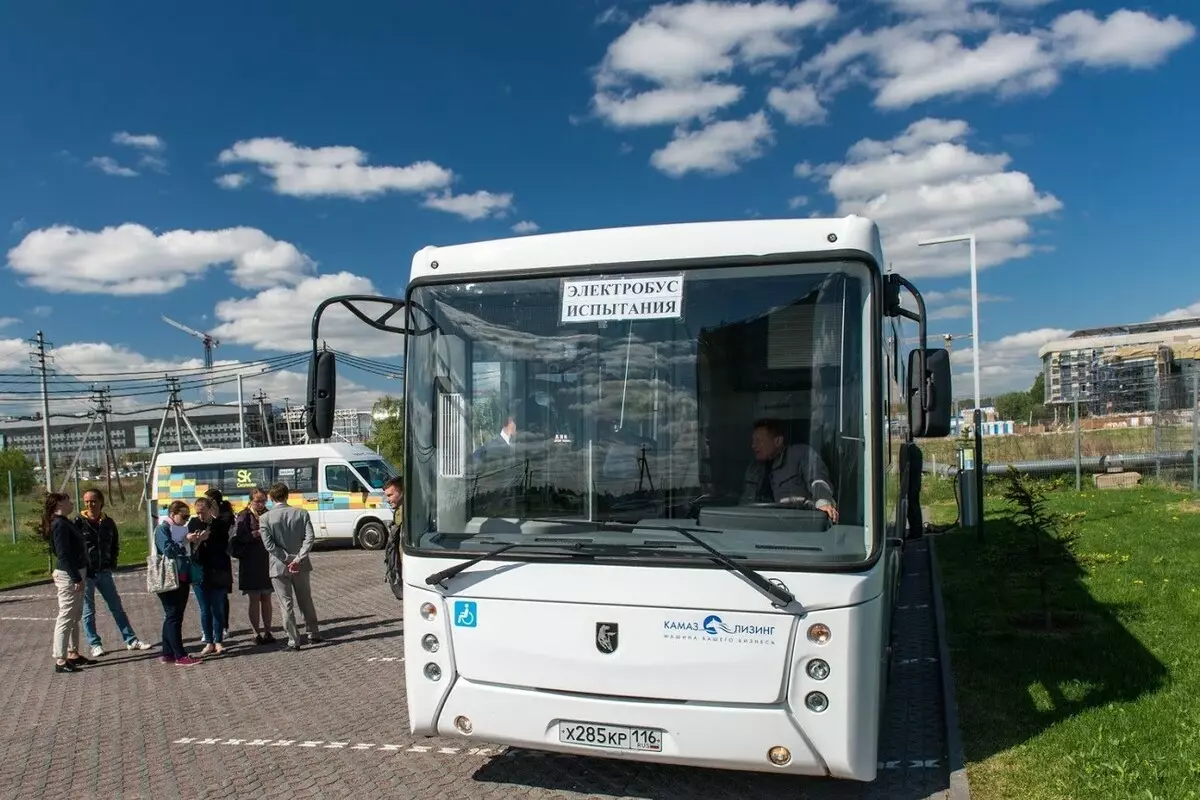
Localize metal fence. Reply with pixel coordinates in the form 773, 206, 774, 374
964, 372, 1199, 491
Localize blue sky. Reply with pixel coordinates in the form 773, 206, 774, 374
1, 0, 1196, 414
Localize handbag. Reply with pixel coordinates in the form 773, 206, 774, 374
187, 558, 204, 586
146, 552, 180, 594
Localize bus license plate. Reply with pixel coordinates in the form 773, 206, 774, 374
558, 720, 662, 752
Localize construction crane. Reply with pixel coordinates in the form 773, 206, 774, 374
161, 315, 220, 404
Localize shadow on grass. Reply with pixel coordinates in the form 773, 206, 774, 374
936, 514, 1169, 765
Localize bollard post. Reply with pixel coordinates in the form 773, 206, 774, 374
8, 471, 14, 544
1074, 397, 1081, 493
73, 466, 81, 512
973, 408, 984, 543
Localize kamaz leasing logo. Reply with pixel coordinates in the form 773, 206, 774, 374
662, 614, 776, 639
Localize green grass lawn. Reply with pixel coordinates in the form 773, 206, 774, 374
0, 493, 151, 589
937, 483, 1200, 800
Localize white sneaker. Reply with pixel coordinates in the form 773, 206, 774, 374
126, 640, 152, 651
90, 645, 105, 658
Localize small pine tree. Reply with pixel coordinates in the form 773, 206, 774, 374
999, 466, 1081, 631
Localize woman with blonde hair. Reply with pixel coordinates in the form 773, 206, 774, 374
44, 492, 93, 673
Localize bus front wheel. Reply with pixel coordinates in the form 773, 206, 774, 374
357, 521, 387, 551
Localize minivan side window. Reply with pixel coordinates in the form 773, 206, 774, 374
325, 464, 355, 493
275, 459, 318, 493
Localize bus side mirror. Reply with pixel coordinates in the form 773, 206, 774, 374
307, 350, 337, 441
908, 348, 952, 438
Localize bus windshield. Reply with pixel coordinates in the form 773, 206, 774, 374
404, 260, 874, 567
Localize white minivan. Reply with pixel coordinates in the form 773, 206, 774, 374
148, 443, 397, 550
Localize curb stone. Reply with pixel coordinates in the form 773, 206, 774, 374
928, 534, 971, 800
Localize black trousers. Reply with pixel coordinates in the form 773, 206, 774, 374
158, 584, 190, 658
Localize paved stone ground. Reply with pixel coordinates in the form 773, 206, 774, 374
0, 541, 953, 800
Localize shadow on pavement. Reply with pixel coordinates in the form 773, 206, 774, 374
472, 751, 899, 800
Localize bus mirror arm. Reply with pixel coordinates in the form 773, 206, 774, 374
306, 294, 409, 441
885, 275, 952, 440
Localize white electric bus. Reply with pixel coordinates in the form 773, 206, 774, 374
306, 216, 950, 780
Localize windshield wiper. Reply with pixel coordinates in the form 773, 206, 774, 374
423, 536, 664, 586
522, 518, 797, 610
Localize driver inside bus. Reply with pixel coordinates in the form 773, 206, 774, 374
742, 418, 839, 523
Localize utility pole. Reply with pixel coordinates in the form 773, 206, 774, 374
167, 377, 185, 451
95, 387, 125, 502
284, 397, 294, 444
254, 390, 274, 446
32, 331, 54, 490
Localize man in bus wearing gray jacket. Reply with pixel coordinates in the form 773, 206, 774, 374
260, 482, 324, 650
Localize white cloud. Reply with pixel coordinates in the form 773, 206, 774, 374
112, 132, 164, 151
138, 154, 168, 173
594, 83, 745, 127
6, 223, 315, 295
0, 316, 18, 329
951, 327, 1071, 395
650, 111, 774, 177
422, 190, 513, 221
1151, 300, 1200, 323
805, 7, 1194, 110
217, 137, 455, 199
216, 173, 250, 190
822, 117, 1061, 277
211, 272, 405, 358
590, 0, 836, 134
766, 84, 826, 124
787, 195, 809, 209
1052, 10, 1197, 68
511, 221, 540, 234
793, 160, 815, 177
89, 156, 138, 177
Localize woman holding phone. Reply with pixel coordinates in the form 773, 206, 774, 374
152, 501, 204, 666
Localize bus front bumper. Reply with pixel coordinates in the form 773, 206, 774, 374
430, 677, 874, 780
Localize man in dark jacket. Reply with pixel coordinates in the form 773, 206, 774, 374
382, 476, 403, 601
76, 488, 152, 657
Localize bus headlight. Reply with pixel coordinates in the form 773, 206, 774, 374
422, 634, 440, 652
767, 746, 791, 766
805, 692, 829, 713
454, 716, 473, 734
806, 659, 830, 680
424, 662, 442, 681
420, 602, 438, 621
806, 623, 831, 645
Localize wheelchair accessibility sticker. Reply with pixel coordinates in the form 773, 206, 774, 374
454, 601, 477, 628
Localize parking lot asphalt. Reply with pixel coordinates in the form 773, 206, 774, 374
0, 543, 956, 800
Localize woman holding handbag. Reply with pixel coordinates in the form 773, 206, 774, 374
152, 500, 203, 666
189, 497, 233, 655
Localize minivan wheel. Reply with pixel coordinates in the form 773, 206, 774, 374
357, 521, 387, 551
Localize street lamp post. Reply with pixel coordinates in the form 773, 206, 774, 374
918, 233, 980, 412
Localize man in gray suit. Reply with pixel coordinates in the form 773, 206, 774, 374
260, 482, 323, 650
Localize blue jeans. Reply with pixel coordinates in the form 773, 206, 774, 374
192, 585, 228, 644
83, 570, 138, 648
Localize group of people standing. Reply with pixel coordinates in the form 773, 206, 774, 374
44, 481, 324, 672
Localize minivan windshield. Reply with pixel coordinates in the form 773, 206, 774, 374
404, 261, 874, 567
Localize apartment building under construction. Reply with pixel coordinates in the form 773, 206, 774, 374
1038, 317, 1200, 415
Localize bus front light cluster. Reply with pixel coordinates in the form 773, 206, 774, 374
806, 658, 830, 681
422, 634, 440, 653
424, 662, 442, 681
420, 602, 438, 621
